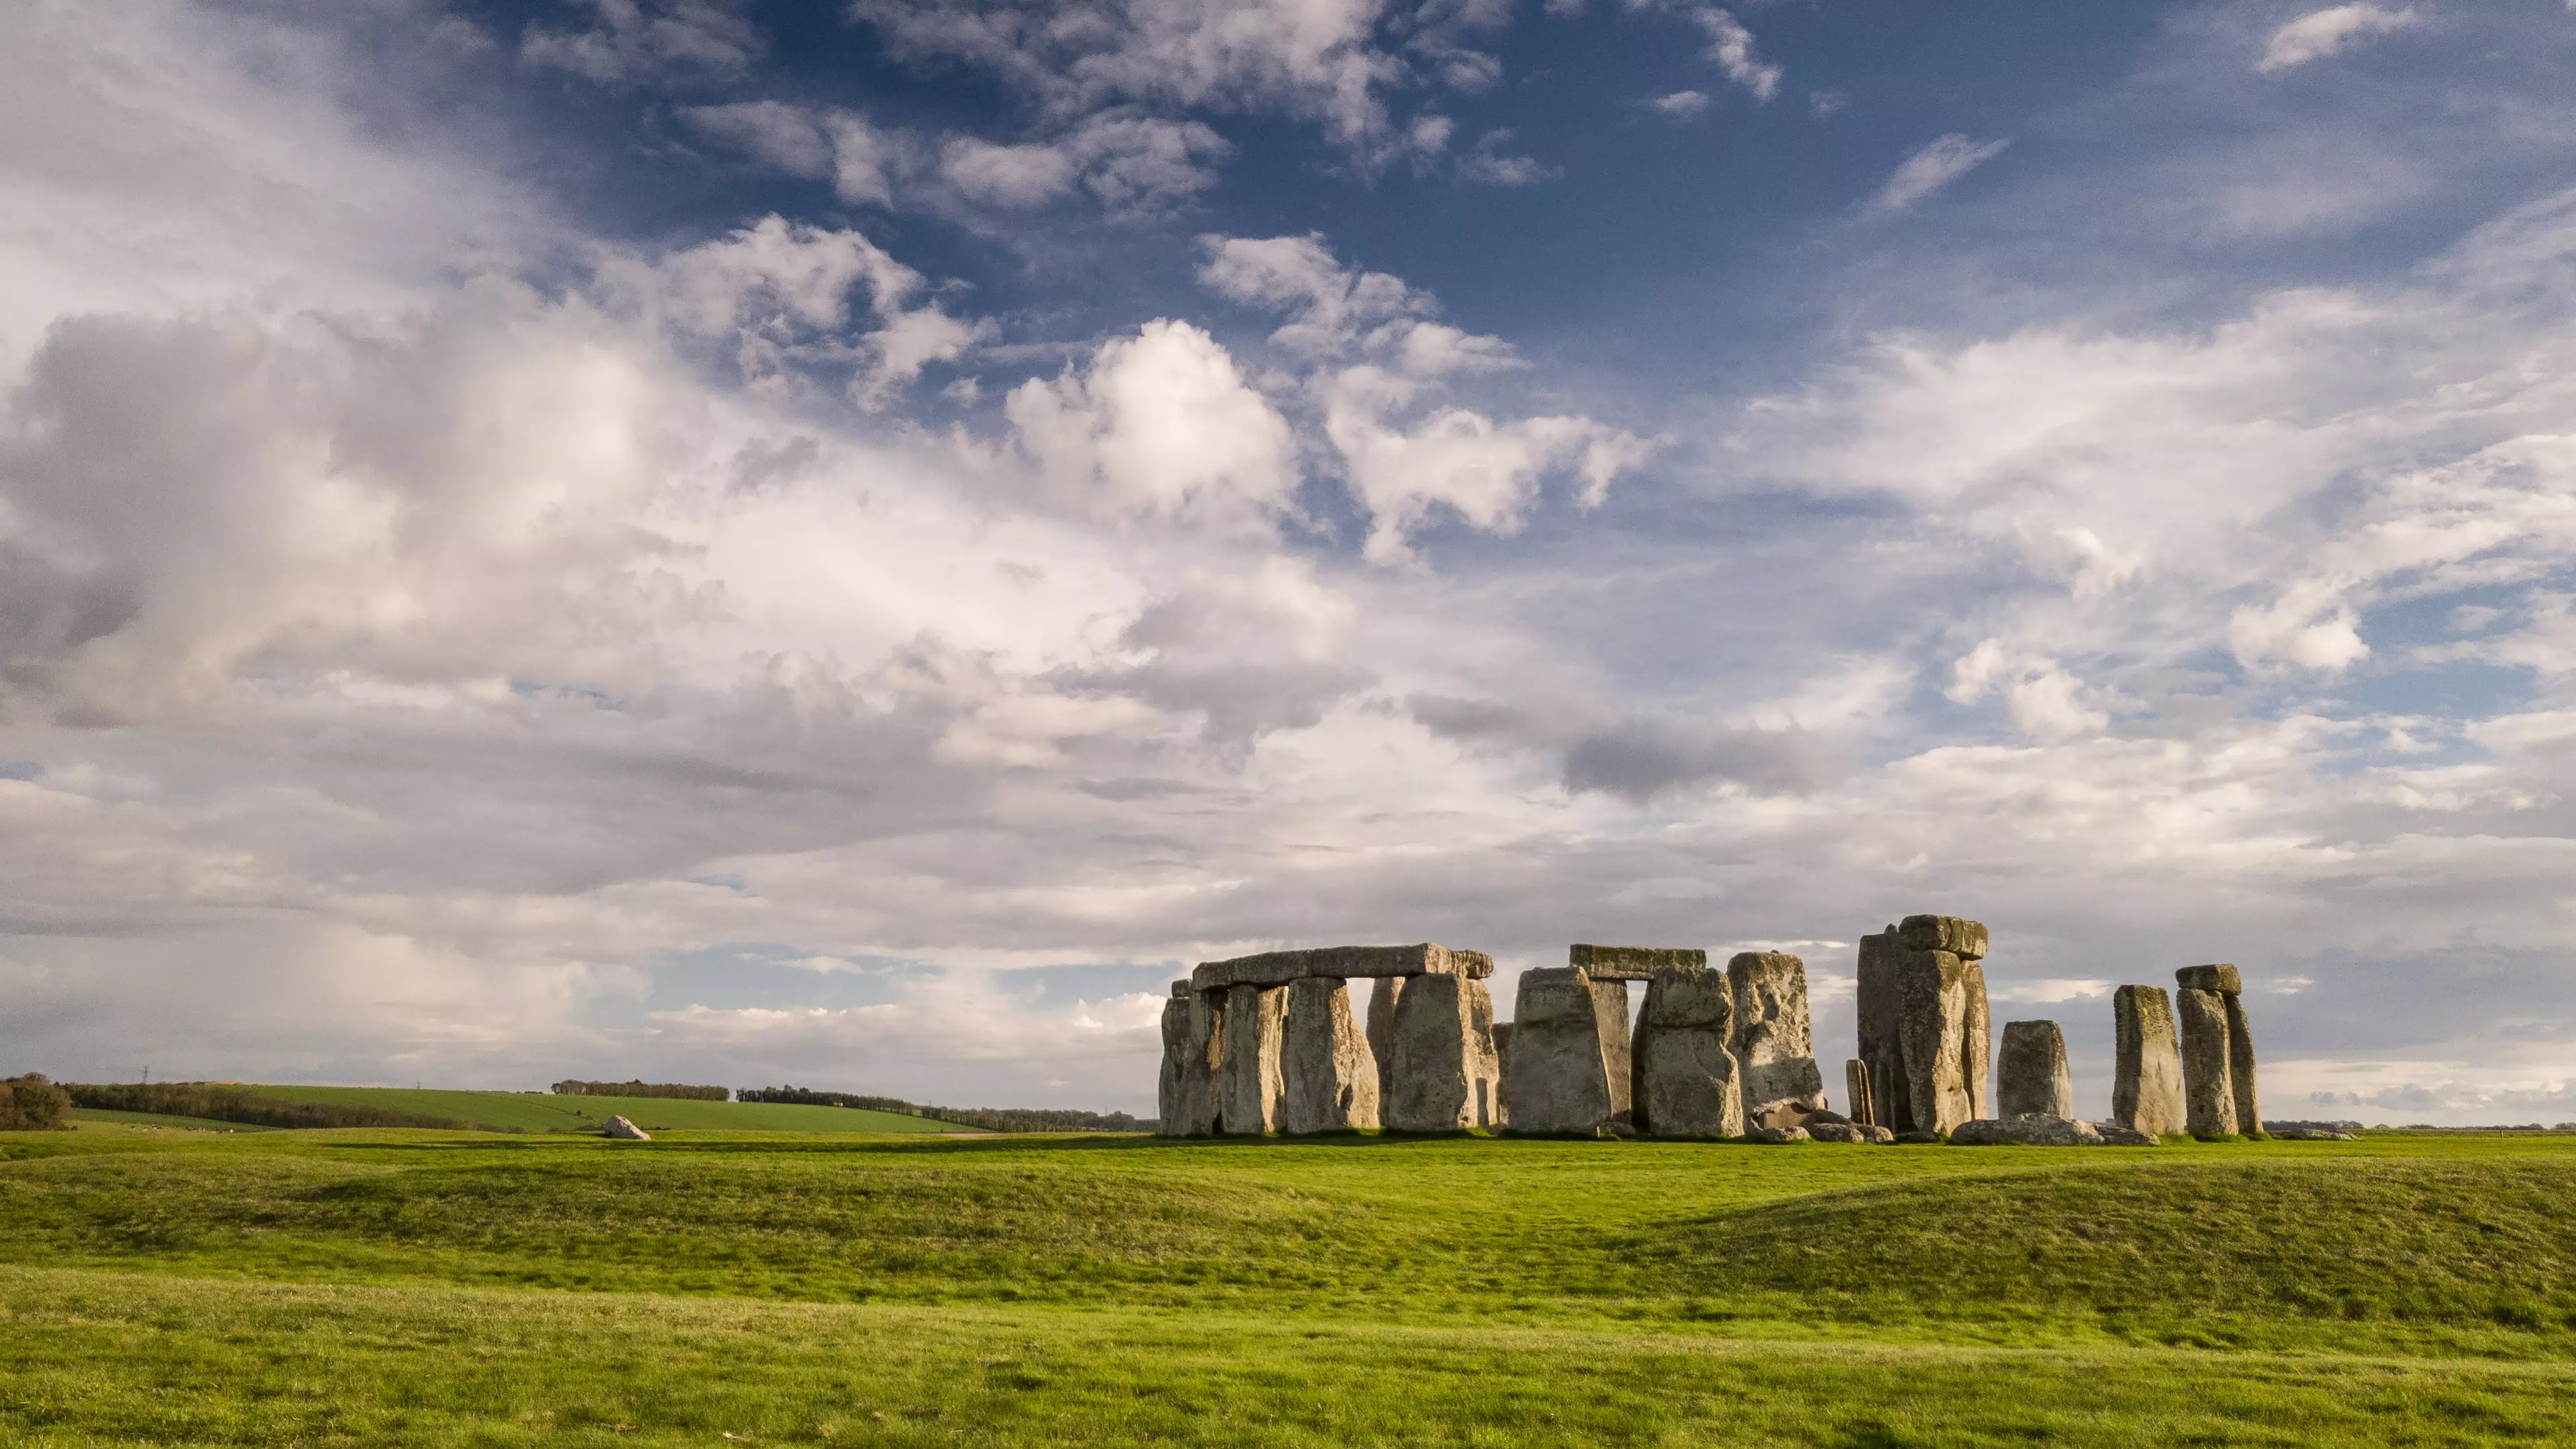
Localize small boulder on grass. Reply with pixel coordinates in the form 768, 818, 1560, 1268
603, 1115, 651, 1140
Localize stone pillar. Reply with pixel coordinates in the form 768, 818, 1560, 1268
1996, 1020, 2073, 1119
1894, 948, 1973, 1134
1386, 972, 1502, 1131
1855, 926, 1905, 1129
1729, 951, 1827, 1125
1219, 984, 1288, 1135
2176, 986, 2238, 1138
1505, 967, 1614, 1136
1366, 975, 1405, 1109
1844, 1058, 1874, 1128
1960, 957, 1992, 1121
2178, 964, 2260, 1136
1279, 977, 1378, 1134
1588, 976, 1633, 1127
1158, 982, 1224, 1137
2112, 986, 2184, 1137
1636, 965, 1742, 1138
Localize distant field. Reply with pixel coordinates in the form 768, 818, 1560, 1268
239, 1085, 971, 1134
67, 1108, 280, 1133
5, 1128, 2574, 1444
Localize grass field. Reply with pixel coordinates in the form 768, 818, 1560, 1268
213, 1085, 970, 1134
4, 1126, 2573, 1445
64, 1108, 280, 1133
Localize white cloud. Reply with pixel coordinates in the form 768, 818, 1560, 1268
1871, 133, 2010, 214
2256, 4, 2420, 74
521, 0, 763, 87
685, 104, 1229, 216
1691, 7, 1779, 103
1458, 128, 1555, 186
1648, 89, 1709, 119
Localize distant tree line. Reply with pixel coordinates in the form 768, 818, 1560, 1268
549, 1080, 730, 1100
65, 1082, 487, 1131
737, 1085, 1142, 1133
2, 1074, 70, 1131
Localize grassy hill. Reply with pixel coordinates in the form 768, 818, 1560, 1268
238, 1084, 970, 1134
3, 1127, 2573, 1444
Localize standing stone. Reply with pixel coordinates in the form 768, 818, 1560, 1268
1492, 1022, 1514, 1121
1996, 1020, 2074, 1119
1855, 926, 1905, 1130
2176, 987, 2238, 1138
1279, 977, 1379, 1134
1636, 965, 1743, 1138
1506, 967, 1614, 1136
1894, 948, 1975, 1135
1588, 975, 1634, 1125
1220, 984, 1288, 1135
1728, 952, 1828, 1121
2112, 986, 2185, 1138
1845, 1058, 1875, 1129
603, 1115, 650, 1140
1158, 983, 1226, 1137
1386, 972, 1503, 1131
1960, 957, 1992, 1121
1366, 975, 1406, 1109
2223, 992, 2262, 1136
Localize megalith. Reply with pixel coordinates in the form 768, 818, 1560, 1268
1279, 977, 1379, 1134
1386, 971, 1504, 1131
2177, 965, 2261, 1136
1220, 984, 1288, 1135
1366, 975, 1405, 1107
1635, 964, 1743, 1138
1855, 916, 1991, 1136
1569, 946, 1697, 1126
1844, 1058, 1875, 1129
1158, 982, 1224, 1137
1996, 1020, 2073, 1119
2176, 986, 2238, 1138
1728, 951, 1827, 1121
1505, 967, 1615, 1136
2111, 985, 2184, 1138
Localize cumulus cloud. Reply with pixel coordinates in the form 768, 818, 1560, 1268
521, 0, 764, 87
1872, 134, 2011, 214
1458, 128, 1555, 186
1691, 7, 1779, 102
1648, 89, 1709, 119
2257, 5, 2420, 74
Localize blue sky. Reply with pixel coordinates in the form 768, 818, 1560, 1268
4, 0, 2576, 1121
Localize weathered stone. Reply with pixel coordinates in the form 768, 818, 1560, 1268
1961, 957, 1991, 1121
1997, 1020, 2074, 1119
2268, 1125, 2357, 1142
1193, 944, 1494, 992
2112, 986, 2186, 1138
1492, 1021, 1513, 1120
1366, 975, 1405, 1107
1279, 977, 1379, 1134
1157, 986, 1226, 1137
2175, 963, 2242, 996
1950, 1113, 2104, 1148
1728, 951, 1827, 1120
2223, 992, 2262, 1137
603, 1115, 649, 1140
1845, 1058, 1875, 1129
1220, 984, 1288, 1135
1635, 965, 1742, 1139
1894, 949, 1975, 1135
1385, 971, 1503, 1131
2176, 987, 2238, 1138
2088, 1121, 2160, 1146
1898, 914, 1988, 960
1805, 1121, 1893, 1144
1568, 944, 1707, 981
1748, 1125, 1810, 1144
1504, 967, 1615, 1136
1854, 927, 1904, 1129
1588, 975, 1634, 1125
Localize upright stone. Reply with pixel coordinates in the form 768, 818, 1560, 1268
1894, 948, 1975, 1134
1845, 1058, 1875, 1129
1588, 976, 1634, 1125
1279, 977, 1379, 1134
2112, 986, 2186, 1138
1855, 927, 1905, 1128
1636, 965, 1743, 1138
1219, 984, 1288, 1135
1386, 972, 1503, 1131
1366, 976, 1406, 1108
1506, 967, 1613, 1136
1728, 951, 1828, 1120
2176, 987, 2238, 1137
1996, 1020, 2074, 1119
1960, 957, 1992, 1121
2223, 992, 2262, 1136
1158, 983, 1225, 1137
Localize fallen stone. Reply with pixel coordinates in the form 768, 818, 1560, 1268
2223, 991, 2262, 1137
1504, 967, 1614, 1136
1749, 1100, 1840, 1131
2268, 1125, 2357, 1142
603, 1115, 649, 1140
1892, 1131, 1946, 1144
1997, 1020, 2074, 1119
2174, 963, 2242, 996
1898, 914, 1988, 960
1804, 1122, 1890, 1144
1279, 977, 1380, 1134
1568, 944, 1707, 981
1949, 1113, 2105, 1147
2176, 987, 2238, 1138
1729, 951, 1827, 1121
2112, 986, 2187, 1138
1385, 971, 1503, 1131
1635, 965, 1742, 1139
1220, 984, 1288, 1135
2086, 1121, 2160, 1146
1747, 1125, 1810, 1144
1193, 944, 1495, 992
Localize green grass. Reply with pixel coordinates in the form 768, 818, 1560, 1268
5, 1127, 2574, 1444
66, 1108, 281, 1133
234, 1084, 970, 1134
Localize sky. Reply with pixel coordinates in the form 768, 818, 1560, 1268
5, 1, 2576, 1123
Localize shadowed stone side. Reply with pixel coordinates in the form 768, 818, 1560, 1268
1729, 951, 1827, 1119
1387, 972, 1503, 1131
1158, 985, 1224, 1137
1855, 926, 1908, 1131
1637, 965, 1743, 1139
1894, 948, 1974, 1135
1220, 985, 1288, 1135
2112, 986, 2186, 1137
1996, 1020, 2073, 1119
2223, 992, 2262, 1136
2177, 987, 2238, 1138
1366, 976, 1405, 1109
1279, 977, 1379, 1134
1845, 1058, 1874, 1128
1506, 967, 1613, 1136
1950, 1113, 2102, 1147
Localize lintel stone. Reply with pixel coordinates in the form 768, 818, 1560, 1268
1897, 915, 1988, 960
1568, 944, 1707, 981
2176, 963, 2242, 996
1193, 943, 1494, 992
